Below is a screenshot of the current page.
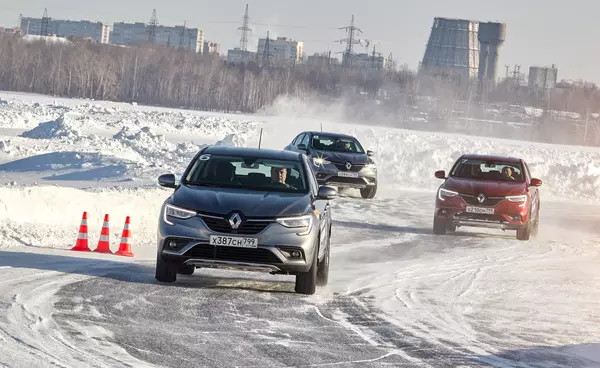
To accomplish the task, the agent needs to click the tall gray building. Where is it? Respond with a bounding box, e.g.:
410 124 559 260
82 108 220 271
110 22 204 53
420 17 506 85
20 16 110 43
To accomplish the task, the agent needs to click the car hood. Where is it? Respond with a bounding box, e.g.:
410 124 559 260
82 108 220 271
445 177 527 197
311 150 369 165
170 185 312 217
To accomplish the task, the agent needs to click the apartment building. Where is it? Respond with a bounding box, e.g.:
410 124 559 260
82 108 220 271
110 22 204 53
20 16 109 43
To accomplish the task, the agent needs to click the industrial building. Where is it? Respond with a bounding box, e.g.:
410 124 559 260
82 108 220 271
420 17 506 85
226 48 256 64
110 22 204 53
256 36 304 66
19 16 110 44
528 65 558 90
347 52 387 70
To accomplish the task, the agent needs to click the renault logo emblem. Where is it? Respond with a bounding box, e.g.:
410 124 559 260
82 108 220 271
477 193 486 203
228 212 242 229
345 162 352 170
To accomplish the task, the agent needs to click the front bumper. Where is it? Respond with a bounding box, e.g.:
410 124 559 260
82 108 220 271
435 192 529 231
157 204 319 275
312 163 377 189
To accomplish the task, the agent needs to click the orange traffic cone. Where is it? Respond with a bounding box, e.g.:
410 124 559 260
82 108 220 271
115 216 134 257
94 214 112 254
71 211 91 252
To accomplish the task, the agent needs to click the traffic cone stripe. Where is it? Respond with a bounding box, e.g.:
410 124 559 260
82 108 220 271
77 232 88 239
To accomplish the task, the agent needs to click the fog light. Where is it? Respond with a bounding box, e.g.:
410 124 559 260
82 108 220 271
291 251 301 258
169 241 177 248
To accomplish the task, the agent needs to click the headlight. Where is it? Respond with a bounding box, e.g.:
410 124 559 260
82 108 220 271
276 214 313 235
505 195 527 202
438 188 458 201
505 194 527 207
312 157 331 167
364 163 377 171
163 204 196 225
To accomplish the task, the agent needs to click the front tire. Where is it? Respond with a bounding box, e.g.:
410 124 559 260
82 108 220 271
433 217 447 235
155 256 177 283
316 236 330 286
295 241 318 295
360 185 377 199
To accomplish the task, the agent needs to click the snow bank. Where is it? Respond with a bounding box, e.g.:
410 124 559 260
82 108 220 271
0 186 166 254
20 114 81 139
340 126 600 201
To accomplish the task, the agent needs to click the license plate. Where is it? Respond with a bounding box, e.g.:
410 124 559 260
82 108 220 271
209 235 258 248
337 171 359 178
465 206 495 215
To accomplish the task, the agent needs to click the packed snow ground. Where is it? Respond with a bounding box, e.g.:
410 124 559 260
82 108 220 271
0 91 599 367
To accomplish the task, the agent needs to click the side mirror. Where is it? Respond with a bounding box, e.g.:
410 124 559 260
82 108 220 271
530 178 542 186
317 185 337 200
158 173 177 188
367 150 375 157
297 144 308 151
435 170 446 179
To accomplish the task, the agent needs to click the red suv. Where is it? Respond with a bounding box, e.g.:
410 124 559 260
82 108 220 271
433 154 542 240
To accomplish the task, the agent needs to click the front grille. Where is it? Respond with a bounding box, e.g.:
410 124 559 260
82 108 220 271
460 195 503 206
332 162 364 172
327 176 367 184
201 217 270 235
183 243 281 264
455 213 506 223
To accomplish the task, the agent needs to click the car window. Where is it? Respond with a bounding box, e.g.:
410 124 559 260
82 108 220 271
310 134 364 153
292 134 304 146
299 134 310 147
450 158 524 182
183 154 308 193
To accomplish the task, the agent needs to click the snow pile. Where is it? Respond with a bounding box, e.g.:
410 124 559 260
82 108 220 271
214 133 247 147
20 114 81 140
0 185 166 250
326 125 600 201
112 126 203 172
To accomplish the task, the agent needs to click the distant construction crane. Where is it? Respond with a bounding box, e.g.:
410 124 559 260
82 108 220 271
147 9 158 43
238 4 251 51
336 15 364 68
179 21 186 49
40 8 49 36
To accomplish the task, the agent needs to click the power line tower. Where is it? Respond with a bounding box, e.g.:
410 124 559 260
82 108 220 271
238 4 251 51
262 30 271 68
336 15 363 68
40 8 49 36
148 9 158 43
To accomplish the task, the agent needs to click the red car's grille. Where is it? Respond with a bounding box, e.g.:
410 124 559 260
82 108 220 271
460 195 503 207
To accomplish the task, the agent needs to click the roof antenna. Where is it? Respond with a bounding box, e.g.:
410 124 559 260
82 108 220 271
258 128 263 149
320 122 323 132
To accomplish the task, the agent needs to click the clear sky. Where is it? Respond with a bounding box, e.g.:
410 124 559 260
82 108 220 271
0 1 597 84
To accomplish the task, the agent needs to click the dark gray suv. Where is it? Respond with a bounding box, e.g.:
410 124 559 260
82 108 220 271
155 146 337 295
284 131 377 199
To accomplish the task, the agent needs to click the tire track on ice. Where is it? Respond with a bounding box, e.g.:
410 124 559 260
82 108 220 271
0 254 154 367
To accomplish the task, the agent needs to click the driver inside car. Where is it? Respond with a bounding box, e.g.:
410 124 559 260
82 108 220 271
270 166 294 188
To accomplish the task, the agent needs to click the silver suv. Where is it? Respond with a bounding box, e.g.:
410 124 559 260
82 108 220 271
155 146 336 295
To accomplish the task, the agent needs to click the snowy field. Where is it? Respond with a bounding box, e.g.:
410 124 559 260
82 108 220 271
0 91 599 367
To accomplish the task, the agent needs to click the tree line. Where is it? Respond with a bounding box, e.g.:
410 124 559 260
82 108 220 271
0 33 417 114
1 32 600 122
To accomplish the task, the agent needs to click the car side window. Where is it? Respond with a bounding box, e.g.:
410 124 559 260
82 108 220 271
292 134 304 146
523 162 532 182
300 134 310 147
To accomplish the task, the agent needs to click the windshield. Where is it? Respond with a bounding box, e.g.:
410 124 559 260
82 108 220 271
450 158 524 182
310 134 364 154
183 153 308 193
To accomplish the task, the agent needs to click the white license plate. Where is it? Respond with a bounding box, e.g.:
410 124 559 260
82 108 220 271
466 206 495 215
337 171 359 178
209 235 258 248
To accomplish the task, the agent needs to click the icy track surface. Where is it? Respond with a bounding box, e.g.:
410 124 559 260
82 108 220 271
0 91 599 367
